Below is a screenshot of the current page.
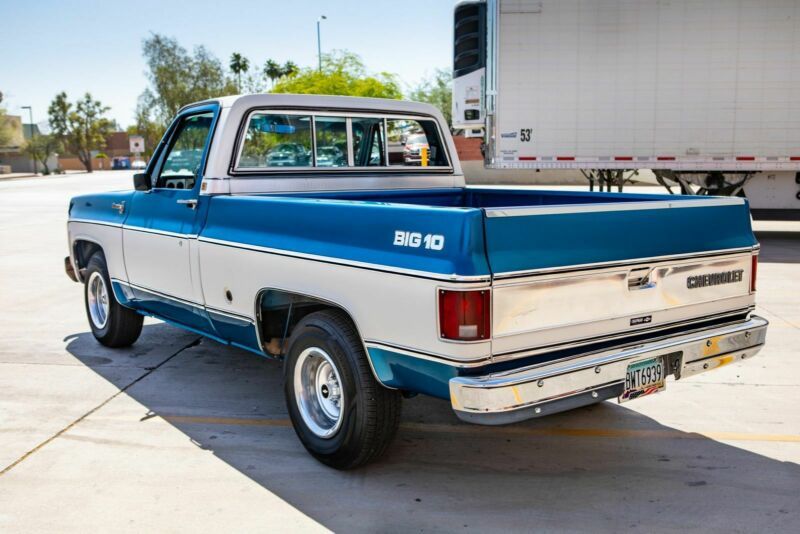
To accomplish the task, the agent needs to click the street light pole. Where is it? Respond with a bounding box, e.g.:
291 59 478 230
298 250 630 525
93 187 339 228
317 15 327 72
21 106 37 175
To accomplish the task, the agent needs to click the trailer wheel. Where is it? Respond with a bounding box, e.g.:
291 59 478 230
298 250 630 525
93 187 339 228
284 309 401 469
84 252 143 347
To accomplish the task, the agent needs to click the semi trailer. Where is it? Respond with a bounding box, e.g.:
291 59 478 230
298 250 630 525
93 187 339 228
453 0 800 216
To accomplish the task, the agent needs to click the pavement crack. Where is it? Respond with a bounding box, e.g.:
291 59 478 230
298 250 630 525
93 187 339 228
0 337 202 477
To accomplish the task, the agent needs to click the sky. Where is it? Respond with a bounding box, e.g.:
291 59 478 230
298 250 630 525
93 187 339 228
1 0 456 129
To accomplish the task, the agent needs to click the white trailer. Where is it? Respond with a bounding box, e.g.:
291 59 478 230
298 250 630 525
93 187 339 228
453 0 800 215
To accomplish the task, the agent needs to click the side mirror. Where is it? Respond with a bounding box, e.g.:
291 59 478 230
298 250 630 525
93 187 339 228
133 173 151 191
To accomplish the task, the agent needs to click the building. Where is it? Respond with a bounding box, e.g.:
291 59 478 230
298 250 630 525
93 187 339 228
58 131 142 171
0 115 57 174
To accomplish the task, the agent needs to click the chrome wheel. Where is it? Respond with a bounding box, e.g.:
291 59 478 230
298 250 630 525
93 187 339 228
293 347 344 438
87 271 110 329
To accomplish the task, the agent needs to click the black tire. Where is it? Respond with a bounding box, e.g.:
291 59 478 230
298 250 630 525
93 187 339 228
84 252 143 347
284 309 401 469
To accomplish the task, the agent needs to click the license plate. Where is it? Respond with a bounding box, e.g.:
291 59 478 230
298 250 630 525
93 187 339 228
619 356 666 403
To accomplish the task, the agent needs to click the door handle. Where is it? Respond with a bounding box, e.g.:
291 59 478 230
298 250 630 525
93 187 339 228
111 201 125 214
176 199 198 209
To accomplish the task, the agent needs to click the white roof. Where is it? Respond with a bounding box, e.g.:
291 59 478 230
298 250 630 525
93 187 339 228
189 93 445 119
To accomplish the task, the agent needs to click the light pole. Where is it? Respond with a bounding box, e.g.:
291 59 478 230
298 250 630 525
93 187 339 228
21 106 37 175
317 15 327 72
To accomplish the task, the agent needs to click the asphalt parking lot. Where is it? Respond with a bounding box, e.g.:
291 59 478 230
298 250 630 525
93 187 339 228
1 171 798 533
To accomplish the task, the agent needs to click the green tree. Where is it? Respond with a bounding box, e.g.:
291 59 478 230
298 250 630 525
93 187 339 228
22 133 62 174
281 61 299 79
140 33 237 125
408 68 453 126
127 94 165 159
229 52 250 93
271 50 401 99
264 59 282 88
48 92 113 173
0 108 13 147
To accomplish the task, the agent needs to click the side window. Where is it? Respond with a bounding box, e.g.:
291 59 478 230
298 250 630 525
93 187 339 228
239 113 312 168
315 116 348 167
351 117 385 166
386 118 448 167
156 112 214 189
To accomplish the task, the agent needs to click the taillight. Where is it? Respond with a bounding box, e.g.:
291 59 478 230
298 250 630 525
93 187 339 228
751 254 758 293
439 289 490 341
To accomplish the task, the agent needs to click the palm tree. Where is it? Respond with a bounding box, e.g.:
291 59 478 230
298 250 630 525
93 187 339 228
264 59 282 88
229 53 250 93
282 61 299 79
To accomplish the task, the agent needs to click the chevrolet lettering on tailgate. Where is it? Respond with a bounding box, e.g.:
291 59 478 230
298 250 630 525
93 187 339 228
686 269 745 289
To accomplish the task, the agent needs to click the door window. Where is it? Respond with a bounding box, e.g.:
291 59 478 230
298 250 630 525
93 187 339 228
156 112 214 189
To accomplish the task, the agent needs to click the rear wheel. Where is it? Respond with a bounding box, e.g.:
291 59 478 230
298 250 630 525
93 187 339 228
84 252 143 347
284 309 401 469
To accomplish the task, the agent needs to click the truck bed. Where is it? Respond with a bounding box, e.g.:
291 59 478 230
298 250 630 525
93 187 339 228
278 187 756 273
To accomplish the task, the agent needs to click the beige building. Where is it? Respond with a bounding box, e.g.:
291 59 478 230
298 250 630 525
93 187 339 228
0 115 58 174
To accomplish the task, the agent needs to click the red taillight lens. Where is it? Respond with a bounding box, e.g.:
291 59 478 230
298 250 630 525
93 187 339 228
751 254 758 293
439 289 490 341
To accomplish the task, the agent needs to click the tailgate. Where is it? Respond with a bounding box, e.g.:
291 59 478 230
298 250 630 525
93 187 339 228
483 197 755 274
483 197 758 356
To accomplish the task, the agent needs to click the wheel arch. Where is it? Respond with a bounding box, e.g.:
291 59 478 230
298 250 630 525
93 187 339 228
254 287 392 389
71 238 104 283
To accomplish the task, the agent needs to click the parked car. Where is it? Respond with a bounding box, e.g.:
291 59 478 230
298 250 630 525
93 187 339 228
402 133 430 165
316 146 346 167
131 159 147 170
111 157 131 170
266 143 311 167
65 94 768 469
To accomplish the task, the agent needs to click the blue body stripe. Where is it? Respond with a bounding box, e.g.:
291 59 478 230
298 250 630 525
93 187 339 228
367 347 461 399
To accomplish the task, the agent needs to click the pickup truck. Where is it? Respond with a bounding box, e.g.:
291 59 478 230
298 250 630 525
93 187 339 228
66 94 768 469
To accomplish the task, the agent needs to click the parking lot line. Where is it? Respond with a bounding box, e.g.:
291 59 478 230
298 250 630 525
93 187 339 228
163 415 800 443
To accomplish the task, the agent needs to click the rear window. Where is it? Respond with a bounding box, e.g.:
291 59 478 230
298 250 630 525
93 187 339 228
235 112 449 171
238 113 312 168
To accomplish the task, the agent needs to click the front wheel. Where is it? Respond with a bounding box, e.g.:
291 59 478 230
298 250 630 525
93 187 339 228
84 252 143 347
284 310 401 469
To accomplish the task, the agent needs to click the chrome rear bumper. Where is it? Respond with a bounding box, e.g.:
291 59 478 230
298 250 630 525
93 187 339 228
450 315 768 425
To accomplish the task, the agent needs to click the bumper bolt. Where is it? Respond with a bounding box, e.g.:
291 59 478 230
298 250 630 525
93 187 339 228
745 331 751 339
534 407 542 414
703 363 709 369
537 380 544 387
591 391 599 399
594 366 601 374
706 340 713 347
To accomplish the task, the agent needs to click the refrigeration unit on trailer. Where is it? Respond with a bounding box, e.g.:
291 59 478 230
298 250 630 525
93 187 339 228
452 0 800 215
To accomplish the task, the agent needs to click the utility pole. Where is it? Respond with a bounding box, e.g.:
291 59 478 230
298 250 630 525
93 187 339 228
317 15 327 72
21 106 37 175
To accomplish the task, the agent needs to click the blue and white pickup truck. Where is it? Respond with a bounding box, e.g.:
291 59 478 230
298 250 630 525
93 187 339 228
66 94 768 468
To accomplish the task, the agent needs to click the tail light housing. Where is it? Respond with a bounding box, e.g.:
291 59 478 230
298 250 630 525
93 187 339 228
751 254 758 293
439 289 490 341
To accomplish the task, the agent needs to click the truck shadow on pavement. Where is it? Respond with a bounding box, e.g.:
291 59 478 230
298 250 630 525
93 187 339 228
754 229 800 264
65 326 800 533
